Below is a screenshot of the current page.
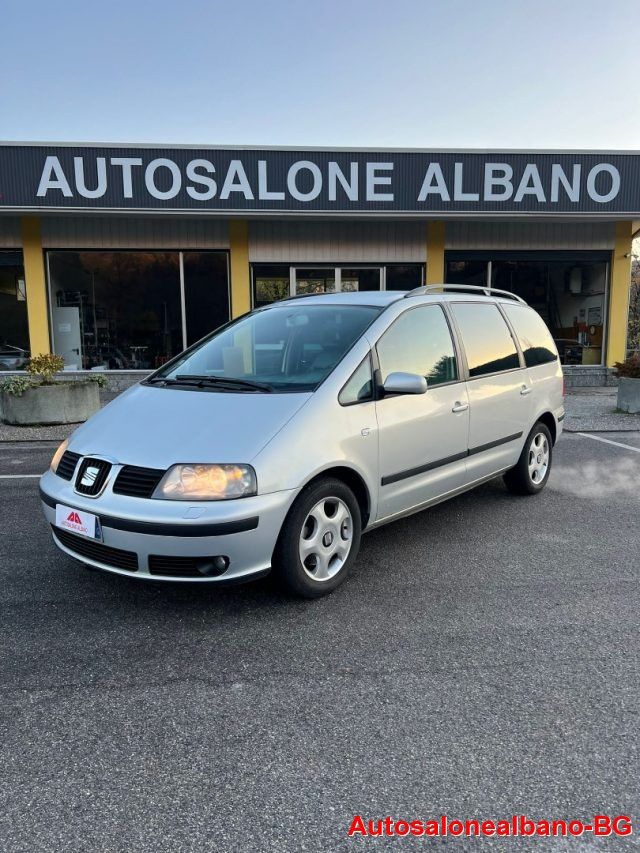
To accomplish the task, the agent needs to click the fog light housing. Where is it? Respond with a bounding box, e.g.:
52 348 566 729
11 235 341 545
196 556 230 577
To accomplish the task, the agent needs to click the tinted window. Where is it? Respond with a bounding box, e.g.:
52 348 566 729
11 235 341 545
377 305 457 386
451 302 520 377
503 305 558 367
158 304 380 392
339 356 373 405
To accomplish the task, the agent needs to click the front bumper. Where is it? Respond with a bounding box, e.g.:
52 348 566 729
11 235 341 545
40 469 296 583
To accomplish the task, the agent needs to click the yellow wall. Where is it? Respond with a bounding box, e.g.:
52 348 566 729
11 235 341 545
425 221 445 285
228 220 251 318
21 217 51 355
606 221 633 367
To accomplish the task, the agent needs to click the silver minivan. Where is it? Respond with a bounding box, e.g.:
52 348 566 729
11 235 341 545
40 285 564 598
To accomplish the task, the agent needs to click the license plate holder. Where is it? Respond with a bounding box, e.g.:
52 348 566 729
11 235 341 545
55 504 103 541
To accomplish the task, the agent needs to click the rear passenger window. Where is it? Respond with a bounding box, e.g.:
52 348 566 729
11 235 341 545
451 302 520 377
503 305 558 367
376 305 457 386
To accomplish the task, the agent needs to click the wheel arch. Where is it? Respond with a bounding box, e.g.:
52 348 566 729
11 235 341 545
535 411 557 445
298 466 372 529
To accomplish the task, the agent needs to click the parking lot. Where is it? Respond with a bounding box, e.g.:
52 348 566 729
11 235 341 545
1 432 639 852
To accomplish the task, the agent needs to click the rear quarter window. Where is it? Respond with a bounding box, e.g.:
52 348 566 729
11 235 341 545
450 302 520 378
503 305 558 367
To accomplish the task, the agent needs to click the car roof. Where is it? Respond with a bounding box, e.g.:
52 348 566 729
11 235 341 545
270 289 526 309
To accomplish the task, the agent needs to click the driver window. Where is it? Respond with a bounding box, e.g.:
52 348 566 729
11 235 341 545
376 305 458 386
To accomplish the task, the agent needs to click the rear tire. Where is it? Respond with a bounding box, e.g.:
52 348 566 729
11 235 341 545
272 478 362 598
503 421 553 495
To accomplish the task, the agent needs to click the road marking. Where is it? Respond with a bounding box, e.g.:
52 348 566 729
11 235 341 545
0 473 43 479
577 432 640 453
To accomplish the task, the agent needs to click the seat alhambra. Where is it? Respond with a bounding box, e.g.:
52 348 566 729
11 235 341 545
40 285 564 598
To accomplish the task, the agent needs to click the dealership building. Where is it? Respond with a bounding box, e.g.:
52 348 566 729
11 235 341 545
1 143 638 386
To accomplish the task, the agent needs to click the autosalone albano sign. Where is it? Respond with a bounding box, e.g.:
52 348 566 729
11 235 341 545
1 144 639 215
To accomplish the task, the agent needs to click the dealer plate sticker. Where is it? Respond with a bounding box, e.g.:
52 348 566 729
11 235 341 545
55 504 101 540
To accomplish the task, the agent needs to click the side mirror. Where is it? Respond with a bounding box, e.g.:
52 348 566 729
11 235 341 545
382 371 428 395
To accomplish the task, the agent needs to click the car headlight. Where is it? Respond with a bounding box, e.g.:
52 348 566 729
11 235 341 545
50 439 69 474
153 464 257 501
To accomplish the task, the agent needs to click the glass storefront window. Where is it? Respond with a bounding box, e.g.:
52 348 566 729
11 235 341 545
47 250 229 370
183 252 230 346
446 253 610 366
295 268 336 295
251 264 419 305
340 268 381 292
386 264 424 290
253 265 290 307
446 259 487 286
0 251 29 369
491 259 607 366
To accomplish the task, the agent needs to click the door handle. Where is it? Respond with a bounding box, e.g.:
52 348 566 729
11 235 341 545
451 401 469 413
520 385 532 396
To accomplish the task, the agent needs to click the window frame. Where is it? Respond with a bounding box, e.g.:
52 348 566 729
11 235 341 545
444 299 526 382
338 353 375 407
373 303 464 395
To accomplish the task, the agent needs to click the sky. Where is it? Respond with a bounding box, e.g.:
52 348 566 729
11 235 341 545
1 0 638 149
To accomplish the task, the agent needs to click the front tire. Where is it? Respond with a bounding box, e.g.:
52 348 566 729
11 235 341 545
272 478 362 598
503 421 553 495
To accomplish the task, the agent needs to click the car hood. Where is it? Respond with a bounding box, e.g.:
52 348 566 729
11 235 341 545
68 383 312 468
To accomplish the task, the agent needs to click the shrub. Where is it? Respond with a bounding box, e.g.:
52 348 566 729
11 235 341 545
27 353 65 384
88 373 108 389
0 375 36 397
614 354 640 379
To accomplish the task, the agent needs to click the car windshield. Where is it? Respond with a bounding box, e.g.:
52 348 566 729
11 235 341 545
153 303 381 392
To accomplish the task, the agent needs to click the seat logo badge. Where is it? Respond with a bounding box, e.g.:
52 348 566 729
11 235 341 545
80 466 99 488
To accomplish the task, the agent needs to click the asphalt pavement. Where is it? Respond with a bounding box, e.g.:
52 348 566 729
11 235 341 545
1 434 639 852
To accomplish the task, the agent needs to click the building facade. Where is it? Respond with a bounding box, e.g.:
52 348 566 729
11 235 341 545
1 144 639 385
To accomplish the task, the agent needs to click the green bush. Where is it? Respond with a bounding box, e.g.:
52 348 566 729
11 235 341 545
88 374 108 389
0 376 36 397
27 353 65 384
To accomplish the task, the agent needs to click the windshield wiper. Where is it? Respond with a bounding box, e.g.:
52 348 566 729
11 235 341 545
174 374 274 392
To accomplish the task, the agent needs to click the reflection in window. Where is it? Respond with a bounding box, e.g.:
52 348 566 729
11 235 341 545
503 304 558 367
253 265 290 307
451 303 520 377
0 251 29 368
339 356 373 405
295 268 336 295
340 269 381 292
159 305 380 392
377 305 457 386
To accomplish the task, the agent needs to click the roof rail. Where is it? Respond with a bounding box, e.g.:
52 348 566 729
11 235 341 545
405 284 527 304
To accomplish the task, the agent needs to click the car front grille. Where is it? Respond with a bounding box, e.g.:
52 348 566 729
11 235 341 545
148 554 228 578
56 451 81 481
52 526 138 572
113 465 165 498
75 458 112 496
